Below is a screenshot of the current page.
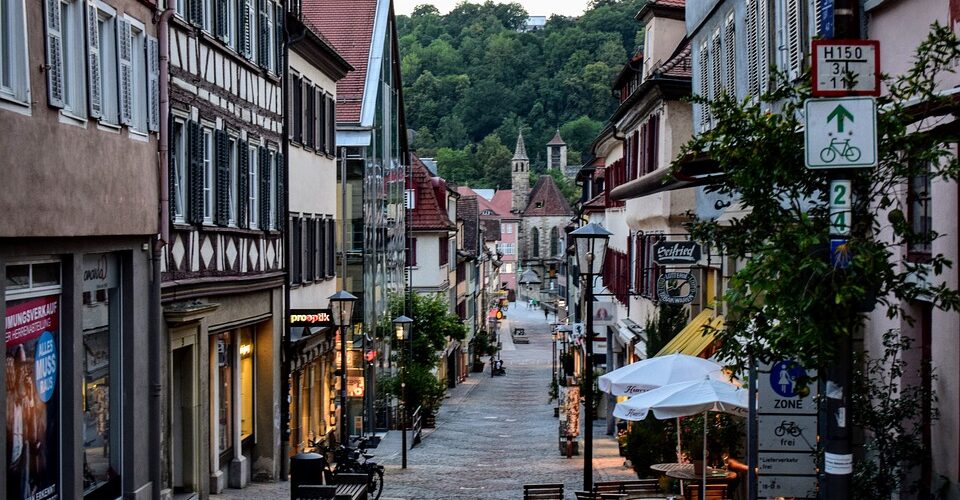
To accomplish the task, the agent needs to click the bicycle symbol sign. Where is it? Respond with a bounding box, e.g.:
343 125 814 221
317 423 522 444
805 97 877 169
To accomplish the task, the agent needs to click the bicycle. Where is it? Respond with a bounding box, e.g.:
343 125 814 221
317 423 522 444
310 436 384 500
820 138 862 163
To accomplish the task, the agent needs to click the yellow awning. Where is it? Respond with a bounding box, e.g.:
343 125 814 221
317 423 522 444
655 308 724 358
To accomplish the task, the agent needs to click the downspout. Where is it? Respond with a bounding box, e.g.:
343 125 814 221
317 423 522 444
279 17 307 480
152 7 175 500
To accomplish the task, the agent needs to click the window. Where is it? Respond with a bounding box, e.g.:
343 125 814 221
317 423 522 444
246 0 256 60
723 13 736 97
501 262 513 274
304 80 314 149
439 236 449 266
698 41 710 129
173 0 185 18
634 233 664 299
203 127 214 223
215 331 234 457
202 0 212 31
269 149 277 230
501 223 512 234
531 227 540 257
228 136 238 225
406 238 417 266
57 0 86 116
81 253 122 499
497 243 514 255
239 327 255 442
172 120 187 222
405 189 415 209
745 0 770 97
95 4 118 124
549 227 560 257
129 20 146 132
908 169 932 260
0 0 28 103
248 145 258 228
226 0 237 49
550 146 560 167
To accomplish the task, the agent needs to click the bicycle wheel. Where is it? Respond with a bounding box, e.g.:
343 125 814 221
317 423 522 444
844 146 861 162
369 468 384 500
820 146 837 163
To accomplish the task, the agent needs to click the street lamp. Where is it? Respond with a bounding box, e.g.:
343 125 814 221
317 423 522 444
329 290 358 445
393 315 413 469
569 222 611 492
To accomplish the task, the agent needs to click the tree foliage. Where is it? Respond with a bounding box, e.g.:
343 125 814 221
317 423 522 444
399 0 646 188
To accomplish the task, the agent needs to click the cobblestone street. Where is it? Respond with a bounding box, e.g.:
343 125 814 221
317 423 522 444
213 302 637 499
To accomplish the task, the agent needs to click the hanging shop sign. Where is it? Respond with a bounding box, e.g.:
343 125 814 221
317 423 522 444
656 272 699 305
652 240 702 265
289 309 335 328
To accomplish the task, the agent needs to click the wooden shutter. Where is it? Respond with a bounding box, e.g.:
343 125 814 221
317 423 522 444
214 130 230 225
746 0 759 96
304 217 313 282
292 74 301 143
168 120 179 222
216 0 227 40
238 140 249 228
631 130 640 177
287 71 294 139
274 2 283 74
326 218 335 276
275 151 285 230
317 92 326 153
649 114 659 173
698 41 710 128
257 0 268 68
757 0 769 94
86 0 102 118
292 217 301 282
304 81 313 148
711 30 722 100
786 0 802 80
188 121 205 224
326 95 335 155
315 218 323 280
44 0 65 108
240 0 252 59
314 88 322 150
723 13 736 97
118 18 133 126
259 146 270 230
147 36 160 132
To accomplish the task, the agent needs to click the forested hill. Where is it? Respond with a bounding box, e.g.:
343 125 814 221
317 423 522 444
397 0 647 190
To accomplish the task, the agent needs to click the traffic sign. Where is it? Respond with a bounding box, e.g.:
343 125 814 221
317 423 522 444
812 39 880 96
829 179 852 236
758 475 818 499
759 414 818 451
758 361 818 413
805 97 877 169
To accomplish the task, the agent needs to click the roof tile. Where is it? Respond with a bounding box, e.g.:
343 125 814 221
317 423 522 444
522 176 574 217
407 156 455 231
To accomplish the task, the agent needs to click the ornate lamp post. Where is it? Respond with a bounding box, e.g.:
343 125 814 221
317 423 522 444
329 290 358 445
569 222 612 492
393 315 413 469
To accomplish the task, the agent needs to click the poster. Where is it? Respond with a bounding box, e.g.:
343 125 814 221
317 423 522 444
6 294 60 500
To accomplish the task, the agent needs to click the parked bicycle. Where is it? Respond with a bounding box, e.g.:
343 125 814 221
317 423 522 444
308 436 384 499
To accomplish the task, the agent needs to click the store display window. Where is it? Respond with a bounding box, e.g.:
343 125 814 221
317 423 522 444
216 331 234 460
239 327 255 444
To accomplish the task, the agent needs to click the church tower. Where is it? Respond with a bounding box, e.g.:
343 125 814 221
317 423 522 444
546 129 567 172
511 130 530 213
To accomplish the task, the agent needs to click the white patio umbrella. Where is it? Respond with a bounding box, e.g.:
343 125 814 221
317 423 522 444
614 377 748 500
598 353 730 396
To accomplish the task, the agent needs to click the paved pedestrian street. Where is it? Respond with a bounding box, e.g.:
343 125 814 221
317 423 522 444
213 302 637 499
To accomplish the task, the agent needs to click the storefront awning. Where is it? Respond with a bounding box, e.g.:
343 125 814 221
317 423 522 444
609 155 721 201
654 308 723 358
616 318 645 346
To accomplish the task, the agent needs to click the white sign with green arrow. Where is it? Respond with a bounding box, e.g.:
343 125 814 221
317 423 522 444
804 97 877 169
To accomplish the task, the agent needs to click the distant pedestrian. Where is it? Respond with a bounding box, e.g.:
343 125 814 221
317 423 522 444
544 309 549 321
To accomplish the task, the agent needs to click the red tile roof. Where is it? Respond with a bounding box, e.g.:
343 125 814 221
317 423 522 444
657 40 692 79
490 190 518 219
522 176 573 217
408 156 455 231
458 186 502 219
302 0 377 123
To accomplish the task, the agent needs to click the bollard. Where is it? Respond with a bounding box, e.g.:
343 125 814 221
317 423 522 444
289 452 327 500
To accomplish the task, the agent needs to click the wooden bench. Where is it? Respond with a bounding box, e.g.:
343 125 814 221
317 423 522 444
523 483 564 499
595 478 666 498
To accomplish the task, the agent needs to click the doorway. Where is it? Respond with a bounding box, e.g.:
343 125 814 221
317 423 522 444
171 342 198 499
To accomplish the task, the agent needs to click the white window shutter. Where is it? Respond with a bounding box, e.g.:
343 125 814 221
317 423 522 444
746 0 758 96
44 0 65 108
147 36 159 132
698 42 709 129
724 13 736 98
786 0 802 80
757 0 769 94
117 18 133 126
813 0 823 37
711 31 722 100
86 0 102 118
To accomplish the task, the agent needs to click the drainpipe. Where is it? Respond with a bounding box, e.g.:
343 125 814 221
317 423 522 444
152 7 175 500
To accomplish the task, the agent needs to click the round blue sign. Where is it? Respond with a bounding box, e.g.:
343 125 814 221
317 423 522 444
770 360 806 398
34 331 57 403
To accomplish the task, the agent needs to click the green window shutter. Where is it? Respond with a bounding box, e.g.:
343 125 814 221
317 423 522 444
216 0 227 40
188 121 205 224
238 140 249 229
275 151 285 230
257 0 268 68
240 0 252 58
215 130 230 226
259 146 270 230
168 119 178 222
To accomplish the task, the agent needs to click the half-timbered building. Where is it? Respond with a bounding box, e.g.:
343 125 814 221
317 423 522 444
160 0 286 494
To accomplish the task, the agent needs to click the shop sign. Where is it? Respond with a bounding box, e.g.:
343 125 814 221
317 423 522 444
289 309 334 328
6 294 61 500
82 253 119 292
653 241 702 265
656 272 699 305
347 376 365 397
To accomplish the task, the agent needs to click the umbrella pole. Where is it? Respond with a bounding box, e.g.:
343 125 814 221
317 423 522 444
702 411 707 500
677 417 684 496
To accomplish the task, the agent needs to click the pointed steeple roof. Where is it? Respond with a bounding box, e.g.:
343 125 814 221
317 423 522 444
513 130 528 161
547 129 566 146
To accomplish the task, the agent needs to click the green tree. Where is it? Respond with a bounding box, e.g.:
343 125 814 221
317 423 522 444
476 134 513 188
435 146 478 184
560 115 604 157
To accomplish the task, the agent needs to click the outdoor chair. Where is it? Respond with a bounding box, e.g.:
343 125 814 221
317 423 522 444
523 483 564 500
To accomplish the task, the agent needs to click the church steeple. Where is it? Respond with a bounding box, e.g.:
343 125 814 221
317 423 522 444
511 130 530 213
546 129 567 172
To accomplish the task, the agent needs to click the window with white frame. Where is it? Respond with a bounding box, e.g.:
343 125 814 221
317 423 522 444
501 223 512 234
60 0 86 117
498 243 514 255
501 262 513 274
203 127 214 223
0 0 29 103
226 0 237 49
96 4 118 123
172 120 188 222
269 149 277 229
248 144 258 228
203 0 212 32
264 1 275 72
246 0 257 61
228 135 238 226
173 0 184 17
129 19 146 132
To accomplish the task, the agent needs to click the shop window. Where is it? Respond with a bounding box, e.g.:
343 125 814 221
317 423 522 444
5 262 62 500
81 253 122 499
216 331 234 459
908 170 932 261
239 327 254 444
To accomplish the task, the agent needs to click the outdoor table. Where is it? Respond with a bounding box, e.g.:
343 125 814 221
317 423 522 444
650 463 736 481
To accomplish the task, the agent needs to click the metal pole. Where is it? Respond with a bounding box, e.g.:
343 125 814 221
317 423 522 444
401 377 407 468
748 356 758 500
340 322 348 445
584 273 594 492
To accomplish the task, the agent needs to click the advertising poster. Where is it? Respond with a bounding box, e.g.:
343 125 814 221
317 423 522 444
6 294 60 500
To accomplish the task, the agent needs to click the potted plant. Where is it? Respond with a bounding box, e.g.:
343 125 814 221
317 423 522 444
472 330 491 372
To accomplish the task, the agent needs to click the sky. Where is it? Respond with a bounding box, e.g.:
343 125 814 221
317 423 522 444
393 0 591 18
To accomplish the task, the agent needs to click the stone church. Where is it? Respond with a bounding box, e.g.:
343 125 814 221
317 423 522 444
511 130 574 309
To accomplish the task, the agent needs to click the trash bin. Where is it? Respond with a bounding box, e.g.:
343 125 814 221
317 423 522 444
289 452 328 500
